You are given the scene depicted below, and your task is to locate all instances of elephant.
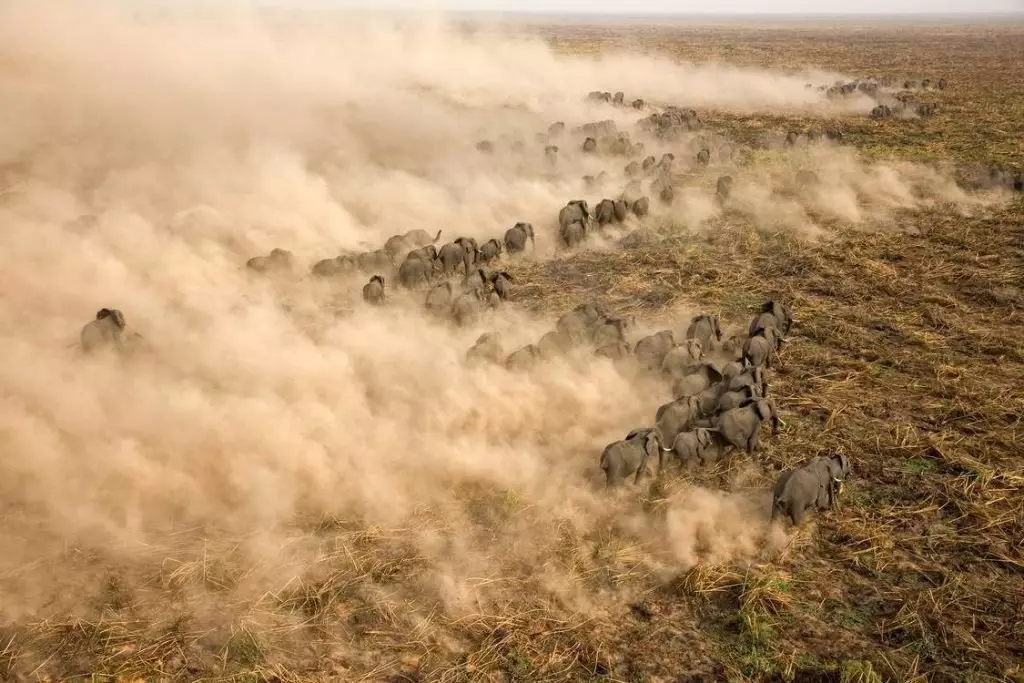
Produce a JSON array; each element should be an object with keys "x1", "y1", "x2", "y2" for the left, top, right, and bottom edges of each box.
[
  {"x1": 634, "y1": 330, "x2": 676, "y2": 371},
  {"x1": 727, "y1": 365, "x2": 768, "y2": 397},
  {"x1": 398, "y1": 252, "x2": 433, "y2": 289},
  {"x1": 362, "y1": 275, "x2": 385, "y2": 305},
  {"x1": 454, "y1": 237, "x2": 480, "y2": 274},
  {"x1": 670, "y1": 362, "x2": 725, "y2": 400},
  {"x1": 742, "y1": 326, "x2": 781, "y2": 369},
  {"x1": 796, "y1": 169, "x2": 819, "y2": 187},
  {"x1": 476, "y1": 140, "x2": 495, "y2": 154},
  {"x1": 545, "y1": 145, "x2": 559, "y2": 163},
  {"x1": 655, "y1": 396, "x2": 704, "y2": 447},
  {"x1": 937, "y1": 78, "x2": 947, "y2": 90},
  {"x1": 632, "y1": 196, "x2": 650, "y2": 217},
  {"x1": 716, "y1": 384, "x2": 763, "y2": 413},
  {"x1": 505, "y1": 343, "x2": 543, "y2": 372},
  {"x1": 466, "y1": 332, "x2": 503, "y2": 366},
  {"x1": 556, "y1": 302, "x2": 609, "y2": 344},
  {"x1": 696, "y1": 148, "x2": 711, "y2": 167},
  {"x1": 559, "y1": 219, "x2": 588, "y2": 249},
  {"x1": 785, "y1": 131, "x2": 799, "y2": 147},
  {"x1": 463, "y1": 267, "x2": 491, "y2": 295},
  {"x1": 632, "y1": 98, "x2": 645, "y2": 109},
  {"x1": 478, "y1": 238, "x2": 503, "y2": 263},
  {"x1": 558, "y1": 200, "x2": 590, "y2": 230},
  {"x1": 595, "y1": 340, "x2": 632, "y2": 360},
  {"x1": 659, "y1": 183, "x2": 675, "y2": 205},
  {"x1": 642, "y1": 156, "x2": 657, "y2": 173},
  {"x1": 437, "y1": 242, "x2": 467, "y2": 276},
  {"x1": 451, "y1": 289, "x2": 485, "y2": 327},
  {"x1": 548, "y1": 121, "x2": 566, "y2": 137},
  {"x1": 504, "y1": 222, "x2": 535, "y2": 254},
  {"x1": 600, "y1": 428, "x2": 665, "y2": 489},
  {"x1": 582, "y1": 137, "x2": 598, "y2": 153},
  {"x1": 383, "y1": 229, "x2": 442, "y2": 260},
  {"x1": 80, "y1": 308, "x2": 127, "y2": 353},
  {"x1": 425, "y1": 281, "x2": 454, "y2": 316},
  {"x1": 311, "y1": 256, "x2": 345, "y2": 277},
  {"x1": 772, "y1": 452, "x2": 850, "y2": 526},
  {"x1": 613, "y1": 91, "x2": 625, "y2": 106},
  {"x1": 686, "y1": 314, "x2": 723, "y2": 352},
  {"x1": 663, "y1": 428, "x2": 730, "y2": 473},
  {"x1": 613, "y1": 199, "x2": 629, "y2": 222},
  {"x1": 715, "y1": 176, "x2": 733, "y2": 202},
  {"x1": 625, "y1": 161, "x2": 641, "y2": 177},
  {"x1": 357, "y1": 249, "x2": 394, "y2": 274},
  {"x1": 490, "y1": 271, "x2": 512, "y2": 300},
  {"x1": 748, "y1": 299, "x2": 793, "y2": 337},
  {"x1": 594, "y1": 199, "x2": 616, "y2": 227},
  {"x1": 538, "y1": 329, "x2": 573, "y2": 359},
  {"x1": 246, "y1": 248, "x2": 294, "y2": 273},
  {"x1": 660, "y1": 339, "x2": 704, "y2": 378},
  {"x1": 713, "y1": 398, "x2": 781, "y2": 454},
  {"x1": 658, "y1": 153, "x2": 675, "y2": 172},
  {"x1": 408, "y1": 244, "x2": 439, "y2": 265},
  {"x1": 591, "y1": 316, "x2": 632, "y2": 347}
]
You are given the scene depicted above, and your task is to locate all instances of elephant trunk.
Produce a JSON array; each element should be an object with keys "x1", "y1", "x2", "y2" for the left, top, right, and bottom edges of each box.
[{"x1": 770, "y1": 408, "x2": 781, "y2": 435}]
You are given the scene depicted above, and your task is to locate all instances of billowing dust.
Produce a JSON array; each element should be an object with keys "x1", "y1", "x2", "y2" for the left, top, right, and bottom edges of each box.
[{"x1": 0, "y1": 0, "x2": 1002, "y2": 640}]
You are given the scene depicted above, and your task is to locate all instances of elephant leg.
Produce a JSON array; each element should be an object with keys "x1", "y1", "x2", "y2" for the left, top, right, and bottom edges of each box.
[
  {"x1": 746, "y1": 430, "x2": 759, "y2": 454},
  {"x1": 791, "y1": 504, "x2": 805, "y2": 526}
]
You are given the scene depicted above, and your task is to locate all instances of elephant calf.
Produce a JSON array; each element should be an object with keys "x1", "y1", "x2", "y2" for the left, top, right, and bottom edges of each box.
[
  {"x1": 713, "y1": 398, "x2": 781, "y2": 454},
  {"x1": 600, "y1": 428, "x2": 665, "y2": 489},
  {"x1": 664, "y1": 427, "x2": 730, "y2": 473},
  {"x1": 362, "y1": 275, "x2": 385, "y2": 305},
  {"x1": 80, "y1": 308, "x2": 127, "y2": 354},
  {"x1": 772, "y1": 453, "x2": 850, "y2": 526}
]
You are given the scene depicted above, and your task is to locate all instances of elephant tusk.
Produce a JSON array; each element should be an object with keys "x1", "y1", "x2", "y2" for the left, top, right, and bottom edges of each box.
[{"x1": 777, "y1": 418, "x2": 788, "y2": 428}]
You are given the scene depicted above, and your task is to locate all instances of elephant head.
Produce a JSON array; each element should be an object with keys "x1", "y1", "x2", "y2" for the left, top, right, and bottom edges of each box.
[
  {"x1": 370, "y1": 274, "x2": 385, "y2": 287},
  {"x1": 752, "y1": 398, "x2": 781, "y2": 435},
  {"x1": 97, "y1": 308, "x2": 127, "y2": 330},
  {"x1": 760, "y1": 299, "x2": 793, "y2": 333},
  {"x1": 825, "y1": 451, "x2": 851, "y2": 495},
  {"x1": 624, "y1": 427, "x2": 664, "y2": 481}
]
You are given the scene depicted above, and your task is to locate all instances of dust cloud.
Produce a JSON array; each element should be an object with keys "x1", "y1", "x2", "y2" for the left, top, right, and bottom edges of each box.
[{"x1": 0, "y1": 0, "x2": 998, "y2": 654}]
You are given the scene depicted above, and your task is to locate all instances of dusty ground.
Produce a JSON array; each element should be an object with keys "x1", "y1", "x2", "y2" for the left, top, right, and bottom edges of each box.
[{"x1": 3, "y1": 17, "x2": 1023, "y2": 683}]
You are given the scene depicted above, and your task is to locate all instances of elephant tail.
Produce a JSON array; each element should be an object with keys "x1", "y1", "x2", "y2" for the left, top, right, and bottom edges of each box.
[{"x1": 433, "y1": 229, "x2": 443, "y2": 242}]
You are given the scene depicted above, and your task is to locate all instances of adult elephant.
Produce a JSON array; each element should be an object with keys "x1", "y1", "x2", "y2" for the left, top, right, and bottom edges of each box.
[
  {"x1": 686, "y1": 314, "x2": 723, "y2": 351},
  {"x1": 558, "y1": 200, "x2": 590, "y2": 230},
  {"x1": 80, "y1": 308, "x2": 127, "y2": 353},
  {"x1": 437, "y1": 241, "x2": 468, "y2": 276},
  {"x1": 398, "y1": 252, "x2": 433, "y2": 289},
  {"x1": 504, "y1": 223, "x2": 535, "y2": 254},
  {"x1": 559, "y1": 220, "x2": 587, "y2": 249},
  {"x1": 600, "y1": 428, "x2": 665, "y2": 489},
  {"x1": 772, "y1": 453, "x2": 850, "y2": 526}
]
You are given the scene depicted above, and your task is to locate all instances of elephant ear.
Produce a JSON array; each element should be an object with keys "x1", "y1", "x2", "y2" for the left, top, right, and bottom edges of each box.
[
  {"x1": 697, "y1": 429, "x2": 712, "y2": 446},
  {"x1": 835, "y1": 453, "x2": 850, "y2": 477},
  {"x1": 644, "y1": 430, "x2": 661, "y2": 456},
  {"x1": 501, "y1": 272, "x2": 512, "y2": 281},
  {"x1": 96, "y1": 308, "x2": 112, "y2": 320},
  {"x1": 110, "y1": 309, "x2": 126, "y2": 329}
]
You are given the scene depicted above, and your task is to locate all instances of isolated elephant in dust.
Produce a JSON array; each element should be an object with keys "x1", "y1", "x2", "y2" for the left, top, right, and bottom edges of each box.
[
  {"x1": 490, "y1": 271, "x2": 512, "y2": 301},
  {"x1": 772, "y1": 452, "x2": 851, "y2": 526},
  {"x1": 664, "y1": 427, "x2": 731, "y2": 473},
  {"x1": 633, "y1": 330, "x2": 676, "y2": 371},
  {"x1": 660, "y1": 339, "x2": 704, "y2": 379},
  {"x1": 558, "y1": 200, "x2": 590, "y2": 230},
  {"x1": 654, "y1": 395, "x2": 704, "y2": 447},
  {"x1": 465, "y1": 332, "x2": 503, "y2": 366},
  {"x1": 686, "y1": 314, "x2": 723, "y2": 352},
  {"x1": 425, "y1": 281, "x2": 454, "y2": 316},
  {"x1": 600, "y1": 427, "x2": 665, "y2": 489},
  {"x1": 80, "y1": 308, "x2": 127, "y2": 354},
  {"x1": 504, "y1": 222, "x2": 535, "y2": 254},
  {"x1": 559, "y1": 220, "x2": 588, "y2": 249},
  {"x1": 742, "y1": 326, "x2": 781, "y2": 369},
  {"x1": 748, "y1": 299, "x2": 793, "y2": 338},
  {"x1": 711, "y1": 398, "x2": 781, "y2": 454},
  {"x1": 478, "y1": 238, "x2": 503, "y2": 263},
  {"x1": 671, "y1": 362, "x2": 725, "y2": 400},
  {"x1": 362, "y1": 275, "x2": 385, "y2": 305},
  {"x1": 246, "y1": 248, "x2": 294, "y2": 273},
  {"x1": 505, "y1": 343, "x2": 543, "y2": 372}
]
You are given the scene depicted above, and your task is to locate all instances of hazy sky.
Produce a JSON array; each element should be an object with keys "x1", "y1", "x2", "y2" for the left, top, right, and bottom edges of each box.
[{"x1": 299, "y1": 0, "x2": 1023, "y2": 13}]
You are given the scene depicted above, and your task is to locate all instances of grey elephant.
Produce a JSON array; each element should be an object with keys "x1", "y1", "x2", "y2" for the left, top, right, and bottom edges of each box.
[
  {"x1": 613, "y1": 91, "x2": 625, "y2": 106},
  {"x1": 478, "y1": 238, "x2": 503, "y2": 263},
  {"x1": 686, "y1": 314, "x2": 722, "y2": 351},
  {"x1": 716, "y1": 384, "x2": 763, "y2": 413},
  {"x1": 311, "y1": 255, "x2": 355, "y2": 278},
  {"x1": 356, "y1": 249, "x2": 394, "y2": 274},
  {"x1": 658, "y1": 153, "x2": 675, "y2": 172},
  {"x1": 80, "y1": 308, "x2": 127, "y2": 353},
  {"x1": 454, "y1": 237, "x2": 479, "y2": 274},
  {"x1": 696, "y1": 148, "x2": 711, "y2": 167},
  {"x1": 642, "y1": 155, "x2": 657, "y2": 173},
  {"x1": 660, "y1": 339, "x2": 704, "y2": 378},
  {"x1": 671, "y1": 362, "x2": 725, "y2": 400},
  {"x1": 594, "y1": 199, "x2": 616, "y2": 227},
  {"x1": 505, "y1": 343, "x2": 543, "y2": 372},
  {"x1": 600, "y1": 428, "x2": 665, "y2": 489},
  {"x1": 425, "y1": 281, "x2": 454, "y2": 316},
  {"x1": 362, "y1": 275, "x2": 385, "y2": 305},
  {"x1": 634, "y1": 330, "x2": 676, "y2": 371},
  {"x1": 558, "y1": 200, "x2": 590, "y2": 230},
  {"x1": 246, "y1": 248, "x2": 294, "y2": 273},
  {"x1": 437, "y1": 242, "x2": 466, "y2": 276},
  {"x1": 632, "y1": 196, "x2": 650, "y2": 217},
  {"x1": 398, "y1": 252, "x2": 433, "y2": 289},
  {"x1": 712, "y1": 398, "x2": 781, "y2": 454},
  {"x1": 383, "y1": 229, "x2": 442, "y2": 260},
  {"x1": 556, "y1": 302, "x2": 609, "y2": 343},
  {"x1": 632, "y1": 98, "x2": 645, "y2": 109},
  {"x1": 559, "y1": 220, "x2": 588, "y2": 249},
  {"x1": 595, "y1": 339, "x2": 632, "y2": 360},
  {"x1": 548, "y1": 121, "x2": 566, "y2": 137},
  {"x1": 716, "y1": 176, "x2": 733, "y2": 202},
  {"x1": 654, "y1": 395, "x2": 704, "y2": 447},
  {"x1": 664, "y1": 427, "x2": 730, "y2": 473},
  {"x1": 490, "y1": 271, "x2": 512, "y2": 300},
  {"x1": 742, "y1": 326, "x2": 781, "y2": 369},
  {"x1": 748, "y1": 299, "x2": 793, "y2": 337},
  {"x1": 772, "y1": 452, "x2": 850, "y2": 526},
  {"x1": 625, "y1": 161, "x2": 641, "y2": 177},
  {"x1": 582, "y1": 137, "x2": 598, "y2": 153},
  {"x1": 659, "y1": 184, "x2": 675, "y2": 205},
  {"x1": 613, "y1": 199, "x2": 629, "y2": 222},
  {"x1": 463, "y1": 267, "x2": 491, "y2": 295},
  {"x1": 451, "y1": 288, "x2": 485, "y2": 327},
  {"x1": 537, "y1": 329, "x2": 571, "y2": 359},
  {"x1": 504, "y1": 222, "x2": 535, "y2": 254},
  {"x1": 466, "y1": 332, "x2": 503, "y2": 366},
  {"x1": 727, "y1": 365, "x2": 768, "y2": 397}
]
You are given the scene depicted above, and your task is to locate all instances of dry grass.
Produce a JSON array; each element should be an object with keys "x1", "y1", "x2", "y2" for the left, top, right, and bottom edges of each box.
[{"x1": 4, "y1": 18, "x2": 1024, "y2": 683}]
